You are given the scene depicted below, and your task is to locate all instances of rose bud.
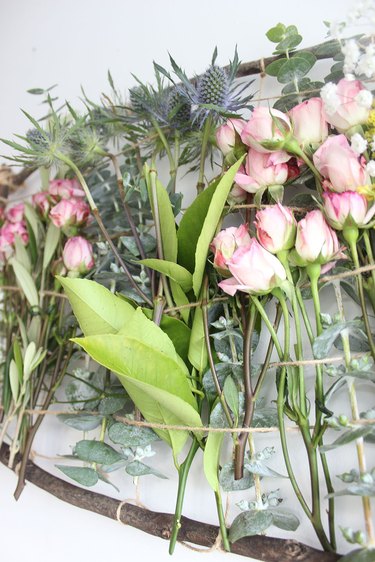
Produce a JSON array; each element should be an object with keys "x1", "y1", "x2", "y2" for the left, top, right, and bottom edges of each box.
[
  {"x1": 49, "y1": 199, "x2": 91, "y2": 229},
  {"x1": 216, "y1": 119, "x2": 246, "y2": 155},
  {"x1": 5, "y1": 203, "x2": 24, "y2": 223},
  {"x1": 313, "y1": 135, "x2": 370, "y2": 193},
  {"x1": 255, "y1": 203, "x2": 296, "y2": 254},
  {"x1": 1, "y1": 221, "x2": 29, "y2": 245},
  {"x1": 293, "y1": 210, "x2": 344, "y2": 266},
  {"x1": 218, "y1": 239, "x2": 286, "y2": 296},
  {"x1": 0, "y1": 227, "x2": 14, "y2": 262},
  {"x1": 49, "y1": 178, "x2": 85, "y2": 200},
  {"x1": 32, "y1": 192, "x2": 51, "y2": 216},
  {"x1": 321, "y1": 79, "x2": 372, "y2": 133},
  {"x1": 210, "y1": 224, "x2": 251, "y2": 274},
  {"x1": 323, "y1": 191, "x2": 375, "y2": 230},
  {"x1": 241, "y1": 107, "x2": 292, "y2": 153},
  {"x1": 289, "y1": 97, "x2": 328, "y2": 148},
  {"x1": 227, "y1": 184, "x2": 248, "y2": 205},
  {"x1": 62, "y1": 237, "x2": 95, "y2": 276},
  {"x1": 235, "y1": 149, "x2": 289, "y2": 194}
]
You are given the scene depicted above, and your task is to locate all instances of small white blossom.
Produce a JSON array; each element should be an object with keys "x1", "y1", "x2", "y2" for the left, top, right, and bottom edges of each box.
[
  {"x1": 357, "y1": 45, "x2": 375, "y2": 79},
  {"x1": 351, "y1": 133, "x2": 368, "y2": 155},
  {"x1": 342, "y1": 39, "x2": 361, "y2": 74},
  {"x1": 320, "y1": 82, "x2": 340, "y2": 115},
  {"x1": 366, "y1": 160, "x2": 375, "y2": 177},
  {"x1": 355, "y1": 88, "x2": 373, "y2": 109}
]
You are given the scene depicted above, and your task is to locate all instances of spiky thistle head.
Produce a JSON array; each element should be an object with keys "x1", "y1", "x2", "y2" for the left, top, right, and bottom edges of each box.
[
  {"x1": 196, "y1": 65, "x2": 229, "y2": 107},
  {"x1": 26, "y1": 128, "x2": 50, "y2": 149},
  {"x1": 67, "y1": 126, "x2": 108, "y2": 167},
  {"x1": 167, "y1": 88, "x2": 191, "y2": 130}
]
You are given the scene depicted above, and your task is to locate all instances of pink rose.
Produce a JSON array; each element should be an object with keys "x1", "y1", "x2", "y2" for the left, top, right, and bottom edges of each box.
[
  {"x1": 218, "y1": 239, "x2": 286, "y2": 296},
  {"x1": 323, "y1": 79, "x2": 372, "y2": 132},
  {"x1": 62, "y1": 237, "x2": 95, "y2": 275},
  {"x1": 313, "y1": 135, "x2": 370, "y2": 193},
  {"x1": 1, "y1": 221, "x2": 29, "y2": 245},
  {"x1": 216, "y1": 119, "x2": 246, "y2": 155},
  {"x1": 255, "y1": 203, "x2": 296, "y2": 254},
  {"x1": 49, "y1": 178, "x2": 85, "y2": 200},
  {"x1": 241, "y1": 107, "x2": 291, "y2": 153},
  {"x1": 323, "y1": 191, "x2": 375, "y2": 230},
  {"x1": 49, "y1": 199, "x2": 91, "y2": 228},
  {"x1": 5, "y1": 203, "x2": 24, "y2": 223},
  {"x1": 32, "y1": 192, "x2": 51, "y2": 216},
  {"x1": 294, "y1": 210, "x2": 343, "y2": 266},
  {"x1": 0, "y1": 226, "x2": 14, "y2": 262},
  {"x1": 210, "y1": 224, "x2": 251, "y2": 273},
  {"x1": 289, "y1": 98, "x2": 328, "y2": 147},
  {"x1": 235, "y1": 149, "x2": 289, "y2": 194},
  {"x1": 227, "y1": 184, "x2": 248, "y2": 205}
]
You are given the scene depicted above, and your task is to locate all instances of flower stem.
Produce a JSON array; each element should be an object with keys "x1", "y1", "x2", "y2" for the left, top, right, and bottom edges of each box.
[
  {"x1": 169, "y1": 438, "x2": 200, "y2": 554},
  {"x1": 197, "y1": 115, "x2": 213, "y2": 193},
  {"x1": 215, "y1": 489, "x2": 231, "y2": 552}
]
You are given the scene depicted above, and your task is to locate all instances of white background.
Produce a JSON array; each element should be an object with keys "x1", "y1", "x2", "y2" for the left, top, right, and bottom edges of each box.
[{"x1": 0, "y1": 1, "x2": 369, "y2": 562}]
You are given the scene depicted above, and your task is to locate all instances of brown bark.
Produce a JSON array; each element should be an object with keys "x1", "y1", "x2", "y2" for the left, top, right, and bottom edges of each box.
[{"x1": 0, "y1": 444, "x2": 340, "y2": 562}]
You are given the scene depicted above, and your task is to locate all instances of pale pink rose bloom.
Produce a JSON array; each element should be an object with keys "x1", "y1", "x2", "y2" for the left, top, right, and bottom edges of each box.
[
  {"x1": 32, "y1": 192, "x2": 51, "y2": 216},
  {"x1": 235, "y1": 149, "x2": 289, "y2": 194},
  {"x1": 49, "y1": 178, "x2": 85, "y2": 200},
  {"x1": 255, "y1": 203, "x2": 297, "y2": 254},
  {"x1": 210, "y1": 224, "x2": 251, "y2": 271},
  {"x1": 295, "y1": 210, "x2": 343, "y2": 265},
  {"x1": 227, "y1": 184, "x2": 248, "y2": 205},
  {"x1": 313, "y1": 135, "x2": 370, "y2": 192},
  {"x1": 62, "y1": 237, "x2": 95, "y2": 274},
  {"x1": 216, "y1": 119, "x2": 246, "y2": 155},
  {"x1": 1, "y1": 221, "x2": 29, "y2": 245},
  {"x1": 219, "y1": 239, "x2": 286, "y2": 296},
  {"x1": 289, "y1": 98, "x2": 328, "y2": 147},
  {"x1": 6, "y1": 203, "x2": 24, "y2": 223},
  {"x1": 0, "y1": 232, "x2": 14, "y2": 263},
  {"x1": 241, "y1": 107, "x2": 291, "y2": 153},
  {"x1": 323, "y1": 79, "x2": 371, "y2": 132},
  {"x1": 323, "y1": 191, "x2": 375, "y2": 230},
  {"x1": 49, "y1": 199, "x2": 90, "y2": 228}
]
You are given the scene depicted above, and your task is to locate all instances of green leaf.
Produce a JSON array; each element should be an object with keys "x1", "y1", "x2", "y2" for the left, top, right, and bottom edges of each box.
[
  {"x1": 98, "y1": 396, "x2": 128, "y2": 415},
  {"x1": 188, "y1": 306, "x2": 208, "y2": 372},
  {"x1": 142, "y1": 308, "x2": 191, "y2": 362},
  {"x1": 9, "y1": 257, "x2": 39, "y2": 307},
  {"x1": 276, "y1": 34, "x2": 302, "y2": 52},
  {"x1": 14, "y1": 235, "x2": 31, "y2": 272},
  {"x1": 145, "y1": 166, "x2": 177, "y2": 262},
  {"x1": 268, "y1": 509, "x2": 299, "y2": 531},
  {"x1": 266, "y1": 23, "x2": 286, "y2": 42},
  {"x1": 245, "y1": 460, "x2": 287, "y2": 479},
  {"x1": 58, "y1": 414, "x2": 103, "y2": 431},
  {"x1": 223, "y1": 376, "x2": 239, "y2": 419},
  {"x1": 24, "y1": 202, "x2": 41, "y2": 245},
  {"x1": 57, "y1": 277, "x2": 135, "y2": 336},
  {"x1": 229, "y1": 510, "x2": 274, "y2": 542},
  {"x1": 74, "y1": 440, "x2": 123, "y2": 465},
  {"x1": 125, "y1": 460, "x2": 167, "y2": 479},
  {"x1": 219, "y1": 462, "x2": 254, "y2": 492},
  {"x1": 56, "y1": 465, "x2": 98, "y2": 487},
  {"x1": 43, "y1": 222, "x2": 60, "y2": 270},
  {"x1": 328, "y1": 482, "x2": 375, "y2": 498},
  {"x1": 177, "y1": 179, "x2": 218, "y2": 273},
  {"x1": 320, "y1": 426, "x2": 375, "y2": 453},
  {"x1": 138, "y1": 259, "x2": 192, "y2": 292},
  {"x1": 265, "y1": 58, "x2": 287, "y2": 77},
  {"x1": 170, "y1": 280, "x2": 190, "y2": 324},
  {"x1": 277, "y1": 52, "x2": 317, "y2": 83},
  {"x1": 315, "y1": 39, "x2": 341, "y2": 57},
  {"x1": 313, "y1": 320, "x2": 363, "y2": 359},
  {"x1": 204, "y1": 430, "x2": 224, "y2": 492},
  {"x1": 9, "y1": 360, "x2": 20, "y2": 402},
  {"x1": 27, "y1": 88, "x2": 46, "y2": 95},
  {"x1": 108, "y1": 422, "x2": 159, "y2": 448},
  {"x1": 338, "y1": 549, "x2": 375, "y2": 562},
  {"x1": 193, "y1": 157, "x2": 245, "y2": 296}
]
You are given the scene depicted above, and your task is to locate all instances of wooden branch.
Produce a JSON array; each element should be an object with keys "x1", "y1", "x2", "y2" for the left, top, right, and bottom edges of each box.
[{"x1": 0, "y1": 444, "x2": 340, "y2": 562}]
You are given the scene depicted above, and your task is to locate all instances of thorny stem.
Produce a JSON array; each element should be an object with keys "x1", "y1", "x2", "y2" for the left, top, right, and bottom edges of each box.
[
  {"x1": 57, "y1": 153, "x2": 153, "y2": 307},
  {"x1": 197, "y1": 115, "x2": 213, "y2": 194},
  {"x1": 334, "y1": 282, "x2": 375, "y2": 547}
]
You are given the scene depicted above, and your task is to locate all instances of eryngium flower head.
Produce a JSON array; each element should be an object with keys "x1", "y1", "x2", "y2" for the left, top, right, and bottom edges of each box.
[
  {"x1": 197, "y1": 65, "x2": 229, "y2": 107},
  {"x1": 67, "y1": 127, "x2": 107, "y2": 167},
  {"x1": 167, "y1": 88, "x2": 191, "y2": 129},
  {"x1": 26, "y1": 128, "x2": 50, "y2": 149}
]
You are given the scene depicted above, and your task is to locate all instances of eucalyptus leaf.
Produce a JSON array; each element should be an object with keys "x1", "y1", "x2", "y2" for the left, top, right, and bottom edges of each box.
[
  {"x1": 268, "y1": 508, "x2": 299, "y2": 531},
  {"x1": 328, "y1": 482, "x2": 375, "y2": 498},
  {"x1": 74, "y1": 440, "x2": 124, "y2": 465},
  {"x1": 56, "y1": 465, "x2": 98, "y2": 487},
  {"x1": 313, "y1": 320, "x2": 363, "y2": 359},
  {"x1": 98, "y1": 395, "x2": 128, "y2": 415},
  {"x1": 219, "y1": 463, "x2": 254, "y2": 492},
  {"x1": 125, "y1": 460, "x2": 167, "y2": 479},
  {"x1": 320, "y1": 426, "x2": 375, "y2": 453},
  {"x1": 58, "y1": 414, "x2": 103, "y2": 431},
  {"x1": 245, "y1": 460, "x2": 287, "y2": 479},
  {"x1": 223, "y1": 376, "x2": 239, "y2": 419},
  {"x1": 229, "y1": 510, "x2": 274, "y2": 542},
  {"x1": 277, "y1": 52, "x2": 316, "y2": 83},
  {"x1": 108, "y1": 422, "x2": 159, "y2": 448},
  {"x1": 338, "y1": 548, "x2": 375, "y2": 562}
]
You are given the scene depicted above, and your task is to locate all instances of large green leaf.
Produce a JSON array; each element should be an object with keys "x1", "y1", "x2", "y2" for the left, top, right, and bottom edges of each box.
[
  {"x1": 204, "y1": 430, "x2": 224, "y2": 492},
  {"x1": 188, "y1": 306, "x2": 208, "y2": 372},
  {"x1": 170, "y1": 280, "x2": 190, "y2": 324},
  {"x1": 145, "y1": 164, "x2": 177, "y2": 262},
  {"x1": 177, "y1": 180, "x2": 218, "y2": 273},
  {"x1": 143, "y1": 309, "x2": 191, "y2": 363},
  {"x1": 192, "y1": 157, "x2": 245, "y2": 296},
  {"x1": 9, "y1": 257, "x2": 38, "y2": 307},
  {"x1": 58, "y1": 277, "x2": 135, "y2": 336}
]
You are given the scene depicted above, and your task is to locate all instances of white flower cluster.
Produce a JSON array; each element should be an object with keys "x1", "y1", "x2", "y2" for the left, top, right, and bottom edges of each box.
[
  {"x1": 366, "y1": 159, "x2": 375, "y2": 177},
  {"x1": 320, "y1": 82, "x2": 340, "y2": 115},
  {"x1": 355, "y1": 89, "x2": 374, "y2": 108},
  {"x1": 351, "y1": 133, "x2": 368, "y2": 154}
]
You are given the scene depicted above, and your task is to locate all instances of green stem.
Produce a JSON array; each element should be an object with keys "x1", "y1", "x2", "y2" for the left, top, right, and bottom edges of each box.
[
  {"x1": 307, "y1": 264, "x2": 324, "y2": 432},
  {"x1": 215, "y1": 489, "x2": 230, "y2": 552},
  {"x1": 151, "y1": 119, "x2": 176, "y2": 182},
  {"x1": 169, "y1": 438, "x2": 200, "y2": 554},
  {"x1": 251, "y1": 297, "x2": 283, "y2": 359},
  {"x1": 197, "y1": 115, "x2": 213, "y2": 194},
  {"x1": 363, "y1": 229, "x2": 375, "y2": 313}
]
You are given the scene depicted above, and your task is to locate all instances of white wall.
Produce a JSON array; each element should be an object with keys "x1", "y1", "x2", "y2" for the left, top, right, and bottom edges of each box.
[{"x1": 0, "y1": 2, "x2": 366, "y2": 562}]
